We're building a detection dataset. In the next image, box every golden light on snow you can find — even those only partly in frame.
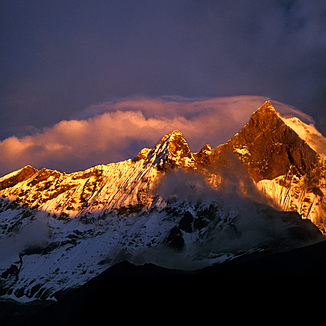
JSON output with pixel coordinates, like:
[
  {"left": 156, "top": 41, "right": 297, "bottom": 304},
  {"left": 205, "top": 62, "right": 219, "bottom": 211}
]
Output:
[{"left": 0, "top": 96, "right": 272, "bottom": 176}]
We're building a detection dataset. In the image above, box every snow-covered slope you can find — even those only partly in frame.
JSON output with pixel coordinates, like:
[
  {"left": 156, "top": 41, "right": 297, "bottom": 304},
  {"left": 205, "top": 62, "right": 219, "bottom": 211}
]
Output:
[
  {"left": 0, "top": 130, "right": 219, "bottom": 302},
  {"left": 0, "top": 130, "right": 193, "bottom": 217},
  {"left": 279, "top": 116, "right": 326, "bottom": 159},
  {"left": 0, "top": 104, "right": 325, "bottom": 302},
  {"left": 215, "top": 101, "right": 326, "bottom": 232}
]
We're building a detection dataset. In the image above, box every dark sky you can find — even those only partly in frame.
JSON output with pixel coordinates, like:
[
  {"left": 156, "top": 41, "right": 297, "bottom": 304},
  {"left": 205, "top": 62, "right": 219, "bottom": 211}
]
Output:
[{"left": 1, "top": 0, "right": 326, "bottom": 175}]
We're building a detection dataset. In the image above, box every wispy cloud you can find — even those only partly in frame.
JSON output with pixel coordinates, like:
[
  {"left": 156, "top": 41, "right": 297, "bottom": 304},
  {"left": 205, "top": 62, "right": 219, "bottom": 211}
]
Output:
[{"left": 0, "top": 96, "right": 312, "bottom": 176}]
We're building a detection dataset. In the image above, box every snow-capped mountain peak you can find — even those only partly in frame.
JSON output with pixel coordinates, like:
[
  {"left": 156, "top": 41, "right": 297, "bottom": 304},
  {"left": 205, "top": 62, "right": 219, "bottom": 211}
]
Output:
[
  {"left": 134, "top": 129, "right": 196, "bottom": 169},
  {"left": 207, "top": 101, "right": 326, "bottom": 232},
  {"left": 217, "top": 100, "right": 319, "bottom": 182},
  {"left": 0, "top": 102, "right": 325, "bottom": 303}
]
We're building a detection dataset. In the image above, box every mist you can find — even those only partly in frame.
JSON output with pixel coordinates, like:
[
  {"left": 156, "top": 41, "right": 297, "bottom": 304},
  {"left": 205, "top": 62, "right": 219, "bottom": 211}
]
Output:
[
  {"left": 119, "top": 162, "right": 321, "bottom": 270},
  {"left": 0, "top": 212, "right": 50, "bottom": 267}
]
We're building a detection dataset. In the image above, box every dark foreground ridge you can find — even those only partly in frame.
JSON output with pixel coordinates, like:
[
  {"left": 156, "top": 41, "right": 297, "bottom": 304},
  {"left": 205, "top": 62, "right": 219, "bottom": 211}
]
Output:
[{"left": 2, "top": 239, "right": 326, "bottom": 325}]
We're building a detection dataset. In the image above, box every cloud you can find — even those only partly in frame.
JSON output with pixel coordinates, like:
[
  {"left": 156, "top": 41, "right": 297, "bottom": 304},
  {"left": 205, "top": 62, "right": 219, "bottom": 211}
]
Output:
[
  {"left": 128, "top": 163, "right": 322, "bottom": 269},
  {"left": 1, "top": 0, "right": 326, "bottom": 143},
  {"left": 0, "top": 96, "right": 314, "bottom": 176},
  {"left": 0, "top": 212, "right": 50, "bottom": 265}
]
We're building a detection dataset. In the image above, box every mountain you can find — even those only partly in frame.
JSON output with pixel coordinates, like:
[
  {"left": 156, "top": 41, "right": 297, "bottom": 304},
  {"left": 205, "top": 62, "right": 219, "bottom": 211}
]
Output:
[
  {"left": 219, "top": 101, "right": 326, "bottom": 232},
  {"left": 0, "top": 101, "right": 325, "bottom": 302},
  {"left": 215, "top": 101, "right": 319, "bottom": 182}
]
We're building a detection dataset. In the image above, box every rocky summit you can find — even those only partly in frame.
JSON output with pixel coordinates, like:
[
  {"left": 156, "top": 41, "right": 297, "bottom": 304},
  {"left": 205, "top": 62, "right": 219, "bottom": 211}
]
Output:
[
  {"left": 217, "top": 101, "right": 318, "bottom": 181},
  {"left": 0, "top": 101, "right": 325, "bottom": 302}
]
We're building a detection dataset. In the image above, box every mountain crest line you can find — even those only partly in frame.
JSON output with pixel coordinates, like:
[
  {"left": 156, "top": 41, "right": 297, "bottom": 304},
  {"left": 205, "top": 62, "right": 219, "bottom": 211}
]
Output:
[{"left": 0, "top": 101, "right": 325, "bottom": 302}]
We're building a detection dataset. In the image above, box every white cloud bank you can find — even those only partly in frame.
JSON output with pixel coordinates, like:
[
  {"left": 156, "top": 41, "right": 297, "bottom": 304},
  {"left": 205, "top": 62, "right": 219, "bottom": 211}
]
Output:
[{"left": 0, "top": 96, "right": 313, "bottom": 176}]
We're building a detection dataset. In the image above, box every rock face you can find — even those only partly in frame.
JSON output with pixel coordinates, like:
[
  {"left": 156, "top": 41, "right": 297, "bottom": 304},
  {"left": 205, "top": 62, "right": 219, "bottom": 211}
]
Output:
[
  {"left": 0, "top": 131, "right": 193, "bottom": 219},
  {"left": 208, "top": 101, "right": 326, "bottom": 232},
  {"left": 0, "top": 102, "right": 325, "bottom": 302},
  {"left": 215, "top": 101, "right": 319, "bottom": 182},
  {"left": 0, "top": 166, "right": 38, "bottom": 191}
]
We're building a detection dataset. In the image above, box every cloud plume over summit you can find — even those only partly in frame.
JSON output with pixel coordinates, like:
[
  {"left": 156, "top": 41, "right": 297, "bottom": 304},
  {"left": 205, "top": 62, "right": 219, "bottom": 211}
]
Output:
[{"left": 0, "top": 96, "right": 314, "bottom": 176}]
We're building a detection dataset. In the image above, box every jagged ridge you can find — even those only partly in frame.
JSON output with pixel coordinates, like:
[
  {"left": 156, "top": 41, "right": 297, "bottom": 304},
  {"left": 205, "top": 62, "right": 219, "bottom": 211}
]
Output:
[
  {"left": 0, "top": 102, "right": 325, "bottom": 231},
  {"left": 214, "top": 101, "right": 319, "bottom": 181},
  {"left": 0, "top": 101, "right": 325, "bottom": 302}
]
